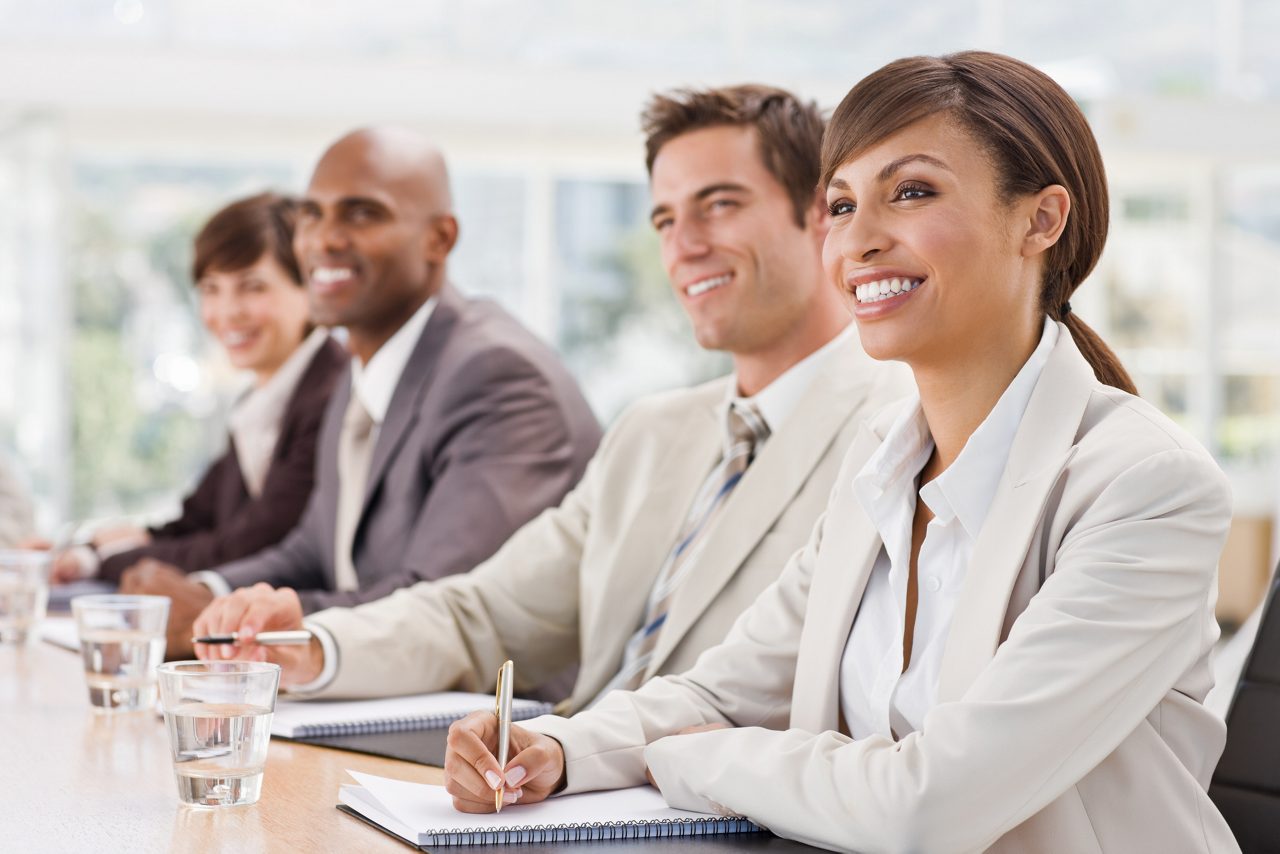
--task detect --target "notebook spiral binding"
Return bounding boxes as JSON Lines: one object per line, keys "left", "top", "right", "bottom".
{"left": 292, "top": 704, "right": 551, "bottom": 738}
{"left": 422, "top": 816, "right": 762, "bottom": 846}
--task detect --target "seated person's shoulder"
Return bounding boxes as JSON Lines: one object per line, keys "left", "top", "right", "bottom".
{"left": 1072, "top": 385, "right": 1228, "bottom": 496}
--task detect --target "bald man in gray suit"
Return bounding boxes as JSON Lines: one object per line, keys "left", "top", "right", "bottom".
{"left": 123, "top": 128, "right": 601, "bottom": 656}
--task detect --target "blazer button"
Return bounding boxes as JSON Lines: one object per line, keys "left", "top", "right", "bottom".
{"left": 925, "top": 576, "right": 942, "bottom": 593}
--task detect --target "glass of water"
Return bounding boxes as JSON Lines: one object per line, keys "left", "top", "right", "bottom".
{"left": 157, "top": 660, "right": 281, "bottom": 807}
{"left": 71, "top": 594, "right": 168, "bottom": 712}
{"left": 0, "top": 549, "right": 52, "bottom": 644}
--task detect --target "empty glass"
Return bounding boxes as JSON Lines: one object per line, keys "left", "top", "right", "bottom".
{"left": 0, "top": 549, "right": 52, "bottom": 644}
{"left": 158, "top": 660, "right": 281, "bottom": 807}
{"left": 72, "top": 594, "right": 169, "bottom": 712}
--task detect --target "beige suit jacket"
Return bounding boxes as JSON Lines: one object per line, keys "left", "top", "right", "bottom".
{"left": 528, "top": 326, "right": 1239, "bottom": 853}
{"left": 307, "top": 335, "right": 906, "bottom": 712}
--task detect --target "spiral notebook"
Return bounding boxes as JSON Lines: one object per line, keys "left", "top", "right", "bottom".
{"left": 271, "top": 692, "right": 553, "bottom": 739}
{"left": 338, "top": 771, "right": 762, "bottom": 847}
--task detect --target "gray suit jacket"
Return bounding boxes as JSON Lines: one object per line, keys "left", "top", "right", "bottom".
{"left": 306, "top": 333, "right": 908, "bottom": 709}
{"left": 214, "top": 284, "right": 601, "bottom": 612}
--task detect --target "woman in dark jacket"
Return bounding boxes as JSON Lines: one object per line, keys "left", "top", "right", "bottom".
{"left": 54, "top": 192, "right": 347, "bottom": 583}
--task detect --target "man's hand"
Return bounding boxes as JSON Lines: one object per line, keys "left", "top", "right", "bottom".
{"left": 444, "top": 712, "right": 566, "bottom": 813}
{"left": 119, "top": 559, "right": 212, "bottom": 660}
{"left": 191, "top": 583, "right": 323, "bottom": 687}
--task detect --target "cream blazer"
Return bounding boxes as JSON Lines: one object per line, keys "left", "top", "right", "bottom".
{"left": 527, "top": 327, "right": 1239, "bottom": 853}
{"left": 307, "top": 336, "right": 907, "bottom": 713}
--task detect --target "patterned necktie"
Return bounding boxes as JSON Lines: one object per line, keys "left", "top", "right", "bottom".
{"left": 333, "top": 393, "right": 375, "bottom": 592}
{"left": 604, "top": 400, "right": 771, "bottom": 696}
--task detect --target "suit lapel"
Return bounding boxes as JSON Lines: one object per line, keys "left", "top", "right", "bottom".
{"left": 646, "top": 344, "right": 883, "bottom": 676}
{"left": 360, "top": 287, "right": 461, "bottom": 510}
{"left": 936, "top": 328, "right": 1096, "bottom": 702}
{"left": 788, "top": 422, "right": 886, "bottom": 733}
{"left": 577, "top": 388, "right": 723, "bottom": 690}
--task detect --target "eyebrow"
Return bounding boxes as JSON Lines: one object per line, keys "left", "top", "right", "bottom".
{"left": 650, "top": 182, "right": 750, "bottom": 221}
{"left": 827, "top": 154, "right": 954, "bottom": 192}
{"left": 877, "top": 153, "right": 952, "bottom": 182}
{"left": 300, "top": 194, "right": 389, "bottom": 210}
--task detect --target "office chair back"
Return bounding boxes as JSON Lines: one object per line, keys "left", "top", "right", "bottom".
{"left": 1209, "top": 561, "right": 1280, "bottom": 853}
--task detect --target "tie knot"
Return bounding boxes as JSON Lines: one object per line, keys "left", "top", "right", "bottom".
{"left": 344, "top": 394, "right": 375, "bottom": 438}
{"left": 726, "top": 401, "right": 769, "bottom": 458}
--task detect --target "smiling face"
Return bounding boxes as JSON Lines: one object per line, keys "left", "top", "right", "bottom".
{"left": 198, "top": 254, "right": 311, "bottom": 384}
{"left": 649, "top": 125, "right": 828, "bottom": 360}
{"left": 294, "top": 132, "right": 455, "bottom": 361}
{"left": 822, "top": 113, "right": 1046, "bottom": 371}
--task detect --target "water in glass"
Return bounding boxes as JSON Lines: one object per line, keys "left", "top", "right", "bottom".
{"left": 166, "top": 702, "right": 273, "bottom": 807}
{"left": 80, "top": 627, "right": 166, "bottom": 710}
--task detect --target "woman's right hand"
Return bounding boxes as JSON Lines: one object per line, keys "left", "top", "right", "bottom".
{"left": 444, "top": 712, "right": 567, "bottom": 813}
{"left": 191, "top": 583, "right": 324, "bottom": 687}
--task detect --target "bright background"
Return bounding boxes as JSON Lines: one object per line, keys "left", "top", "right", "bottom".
{"left": 1, "top": 0, "right": 1278, "bottom": 618}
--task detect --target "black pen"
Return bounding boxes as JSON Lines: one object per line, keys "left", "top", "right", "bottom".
{"left": 191, "top": 630, "right": 313, "bottom": 646}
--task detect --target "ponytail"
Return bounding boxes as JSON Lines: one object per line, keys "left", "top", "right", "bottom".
{"left": 1059, "top": 309, "right": 1137, "bottom": 395}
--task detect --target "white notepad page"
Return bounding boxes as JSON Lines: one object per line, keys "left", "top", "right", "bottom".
{"left": 339, "top": 771, "right": 760, "bottom": 846}
{"left": 271, "top": 691, "right": 551, "bottom": 738}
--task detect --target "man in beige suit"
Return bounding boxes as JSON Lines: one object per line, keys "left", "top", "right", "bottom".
{"left": 193, "top": 85, "right": 905, "bottom": 711}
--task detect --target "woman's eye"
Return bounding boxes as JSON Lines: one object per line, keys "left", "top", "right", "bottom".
{"left": 895, "top": 183, "right": 932, "bottom": 201}
{"left": 827, "top": 200, "right": 855, "bottom": 217}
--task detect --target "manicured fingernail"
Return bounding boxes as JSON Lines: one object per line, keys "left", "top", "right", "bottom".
{"left": 502, "top": 789, "right": 518, "bottom": 804}
{"left": 505, "top": 766, "right": 526, "bottom": 787}
{"left": 484, "top": 770, "right": 502, "bottom": 789}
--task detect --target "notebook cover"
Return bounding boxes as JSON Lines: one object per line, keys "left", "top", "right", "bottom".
{"left": 295, "top": 727, "right": 452, "bottom": 766}
{"left": 336, "top": 804, "right": 821, "bottom": 852}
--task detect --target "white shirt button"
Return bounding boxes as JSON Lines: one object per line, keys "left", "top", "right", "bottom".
{"left": 925, "top": 576, "right": 942, "bottom": 593}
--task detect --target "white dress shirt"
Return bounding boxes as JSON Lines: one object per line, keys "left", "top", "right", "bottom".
{"left": 724, "top": 321, "right": 858, "bottom": 442}
{"left": 839, "top": 318, "right": 1057, "bottom": 739}
{"left": 348, "top": 295, "right": 437, "bottom": 428}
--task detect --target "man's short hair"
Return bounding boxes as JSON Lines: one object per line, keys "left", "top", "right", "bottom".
{"left": 641, "top": 84, "right": 825, "bottom": 227}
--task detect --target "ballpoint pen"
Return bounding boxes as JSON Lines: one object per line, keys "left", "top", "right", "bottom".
{"left": 494, "top": 659, "right": 514, "bottom": 813}
{"left": 190, "top": 630, "right": 314, "bottom": 646}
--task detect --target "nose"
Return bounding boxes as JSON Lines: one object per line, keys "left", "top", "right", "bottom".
{"left": 665, "top": 216, "right": 711, "bottom": 267}
{"left": 837, "top": 205, "right": 888, "bottom": 264}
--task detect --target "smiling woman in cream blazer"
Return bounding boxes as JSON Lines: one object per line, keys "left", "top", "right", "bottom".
{"left": 443, "top": 51, "right": 1238, "bottom": 853}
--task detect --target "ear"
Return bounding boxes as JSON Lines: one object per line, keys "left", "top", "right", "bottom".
{"left": 805, "top": 185, "right": 831, "bottom": 244}
{"left": 1021, "top": 184, "right": 1069, "bottom": 259}
{"left": 423, "top": 214, "right": 460, "bottom": 262}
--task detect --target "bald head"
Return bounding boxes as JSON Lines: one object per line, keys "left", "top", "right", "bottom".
{"left": 314, "top": 126, "right": 453, "bottom": 217}
{"left": 296, "top": 126, "right": 461, "bottom": 363}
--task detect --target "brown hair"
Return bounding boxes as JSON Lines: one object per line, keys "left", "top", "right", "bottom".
{"left": 192, "top": 192, "right": 302, "bottom": 285}
{"left": 642, "top": 84, "right": 825, "bottom": 228}
{"left": 822, "top": 51, "right": 1136, "bottom": 394}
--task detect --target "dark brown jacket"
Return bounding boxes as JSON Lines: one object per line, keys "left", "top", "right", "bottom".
{"left": 99, "top": 337, "right": 348, "bottom": 582}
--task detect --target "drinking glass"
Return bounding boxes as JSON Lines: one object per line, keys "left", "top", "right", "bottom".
{"left": 158, "top": 660, "right": 281, "bottom": 807}
{"left": 0, "top": 550, "right": 52, "bottom": 644}
{"left": 71, "top": 594, "right": 168, "bottom": 712}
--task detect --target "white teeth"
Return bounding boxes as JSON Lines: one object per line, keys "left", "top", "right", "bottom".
{"left": 223, "top": 331, "right": 254, "bottom": 347}
{"left": 313, "top": 267, "right": 354, "bottom": 285}
{"left": 854, "top": 277, "right": 922, "bottom": 304}
{"left": 686, "top": 274, "right": 731, "bottom": 297}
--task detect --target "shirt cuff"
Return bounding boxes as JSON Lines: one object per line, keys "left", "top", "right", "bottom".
{"left": 283, "top": 619, "right": 339, "bottom": 695}
{"left": 70, "top": 545, "right": 100, "bottom": 579}
{"left": 189, "top": 570, "right": 233, "bottom": 598}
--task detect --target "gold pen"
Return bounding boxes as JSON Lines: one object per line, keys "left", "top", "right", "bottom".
{"left": 494, "top": 659, "right": 514, "bottom": 813}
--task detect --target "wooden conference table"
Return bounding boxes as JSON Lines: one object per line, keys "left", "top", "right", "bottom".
{"left": 2, "top": 619, "right": 440, "bottom": 853}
